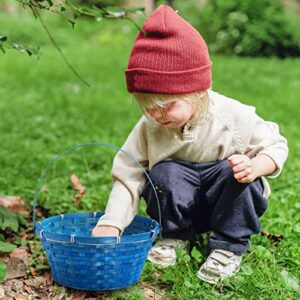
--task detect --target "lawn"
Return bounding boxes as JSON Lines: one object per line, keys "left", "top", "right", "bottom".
{"left": 0, "top": 3, "right": 299, "bottom": 300}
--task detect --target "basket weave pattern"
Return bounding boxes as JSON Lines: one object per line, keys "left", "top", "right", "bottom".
{"left": 35, "top": 212, "right": 159, "bottom": 290}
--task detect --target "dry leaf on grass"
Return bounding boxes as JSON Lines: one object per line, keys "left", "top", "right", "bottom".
{"left": 53, "top": 287, "right": 66, "bottom": 300}
{"left": 14, "top": 295, "right": 27, "bottom": 300}
{"left": 70, "top": 175, "right": 86, "bottom": 204}
{"left": 143, "top": 284, "right": 166, "bottom": 300}
{"left": 20, "top": 229, "right": 34, "bottom": 241}
{"left": 9, "top": 248, "right": 29, "bottom": 266}
{"left": 0, "top": 248, "right": 29, "bottom": 280}
{"left": 68, "top": 290, "right": 88, "bottom": 300}
{"left": 24, "top": 276, "right": 45, "bottom": 290}
{"left": 44, "top": 271, "right": 53, "bottom": 285}
{"left": 4, "top": 274, "right": 66, "bottom": 300}
{"left": 3, "top": 279, "right": 26, "bottom": 300}
{"left": 0, "top": 286, "right": 5, "bottom": 299}
{"left": 29, "top": 267, "right": 38, "bottom": 276}
{"left": 0, "top": 196, "right": 29, "bottom": 215}
{"left": 261, "top": 230, "right": 284, "bottom": 242}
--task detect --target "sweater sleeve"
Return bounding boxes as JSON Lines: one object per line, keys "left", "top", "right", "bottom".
{"left": 96, "top": 117, "right": 149, "bottom": 232}
{"left": 244, "top": 111, "right": 288, "bottom": 178}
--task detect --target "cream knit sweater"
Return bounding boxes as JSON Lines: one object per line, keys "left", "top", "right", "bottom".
{"left": 97, "top": 90, "right": 288, "bottom": 232}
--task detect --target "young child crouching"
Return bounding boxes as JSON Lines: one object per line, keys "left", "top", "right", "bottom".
{"left": 91, "top": 5, "right": 288, "bottom": 284}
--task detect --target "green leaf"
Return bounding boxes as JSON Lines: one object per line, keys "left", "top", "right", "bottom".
{"left": 0, "top": 206, "right": 19, "bottom": 231}
{"left": 184, "top": 278, "right": 193, "bottom": 288}
{"left": 68, "top": 19, "right": 76, "bottom": 29}
{"left": 124, "top": 7, "right": 145, "bottom": 15}
{"left": 254, "top": 245, "right": 273, "bottom": 261}
{"left": 106, "top": 9, "right": 125, "bottom": 18}
{"left": 0, "top": 44, "right": 5, "bottom": 54}
{"left": 293, "top": 224, "right": 300, "bottom": 233}
{"left": 241, "top": 264, "right": 253, "bottom": 275}
{"left": 280, "top": 270, "right": 299, "bottom": 291}
{"left": 36, "top": 263, "right": 49, "bottom": 271}
{"left": 0, "top": 241, "right": 16, "bottom": 253}
{"left": 12, "top": 42, "right": 40, "bottom": 57}
{"left": 11, "top": 42, "right": 26, "bottom": 53}
{"left": 0, "top": 261, "right": 6, "bottom": 281}
{"left": 0, "top": 36, "right": 7, "bottom": 42}
{"left": 191, "top": 247, "right": 202, "bottom": 262}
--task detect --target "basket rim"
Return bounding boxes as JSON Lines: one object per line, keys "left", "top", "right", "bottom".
{"left": 35, "top": 211, "right": 160, "bottom": 245}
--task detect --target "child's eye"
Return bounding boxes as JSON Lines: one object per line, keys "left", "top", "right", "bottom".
{"left": 165, "top": 102, "right": 177, "bottom": 111}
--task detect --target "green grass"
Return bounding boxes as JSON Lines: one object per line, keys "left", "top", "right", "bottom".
{"left": 0, "top": 2, "right": 299, "bottom": 299}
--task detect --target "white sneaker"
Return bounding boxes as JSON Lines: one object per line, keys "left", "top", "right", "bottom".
{"left": 197, "top": 249, "right": 242, "bottom": 284}
{"left": 147, "top": 238, "right": 188, "bottom": 268}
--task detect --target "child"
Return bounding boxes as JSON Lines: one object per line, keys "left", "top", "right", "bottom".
{"left": 91, "top": 5, "right": 288, "bottom": 284}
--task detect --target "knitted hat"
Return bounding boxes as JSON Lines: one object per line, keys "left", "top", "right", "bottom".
{"left": 125, "top": 5, "right": 211, "bottom": 94}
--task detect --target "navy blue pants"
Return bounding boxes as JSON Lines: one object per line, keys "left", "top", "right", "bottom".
{"left": 141, "top": 160, "right": 268, "bottom": 255}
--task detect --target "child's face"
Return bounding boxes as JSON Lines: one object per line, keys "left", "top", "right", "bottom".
{"left": 145, "top": 100, "right": 194, "bottom": 129}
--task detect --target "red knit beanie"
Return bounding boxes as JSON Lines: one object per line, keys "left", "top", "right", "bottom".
{"left": 125, "top": 5, "right": 211, "bottom": 94}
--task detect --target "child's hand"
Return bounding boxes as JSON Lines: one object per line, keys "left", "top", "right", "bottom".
{"left": 227, "top": 154, "right": 258, "bottom": 183}
{"left": 91, "top": 225, "right": 120, "bottom": 237}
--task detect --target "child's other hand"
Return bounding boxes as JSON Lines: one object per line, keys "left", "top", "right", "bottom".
{"left": 227, "top": 154, "right": 257, "bottom": 183}
{"left": 91, "top": 225, "right": 120, "bottom": 237}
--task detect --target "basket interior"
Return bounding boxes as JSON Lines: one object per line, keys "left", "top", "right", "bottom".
{"left": 40, "top": 213, "right": 155, "bottom": 237}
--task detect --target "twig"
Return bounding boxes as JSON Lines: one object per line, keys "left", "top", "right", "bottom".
{"left": 29, "top": 3, "right": 90, "bottom": 87}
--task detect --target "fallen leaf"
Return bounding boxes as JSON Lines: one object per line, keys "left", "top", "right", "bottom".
{"left": 1, "top": 248, "right": 28, "bottom": 280}
{"left": 23, "top": 284, "right": 34, "bottom": 294}
{"left": 15, "top": 295, "right": 27, "bottom": 300}
{"left": 9, "top": 248, "right": 29, "bottom": 267}
{"left": 69, "top": 290, "right": 88, "bottom": 300}
{"left": 30, "top": 267, "right": 37, "bottom": 276}
{"left": 3, "top": 277, "right": 61, "bottom": 300}
{"left": 0, "top": 286, "right": 4, "bottom": 298}
{"left": 20, "top": 230, "right": 34, "bottom": 241}
{"left": 24, "top": 276, "right": 45, "bottom": 289}
{"left": 10, "top": 279, "right": 24, "bottom": 293}
{"left": 44, "top": 271, "right": 53, "bottom": 285}
{"left": 143, "top": 285, "right": 165, "bottom": 300}
{"left": 0, "top": 196, "right": 28, "bottom": 215}
{"left": 261, "top": 230, "right": 283, "bottom": 242}
{"left": 70, "top": 175, "right": 86, "bottom": 204}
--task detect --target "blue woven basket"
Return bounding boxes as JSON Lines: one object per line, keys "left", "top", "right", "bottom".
{"left": 33, "top": 143, "right": 161, "bottom": 291}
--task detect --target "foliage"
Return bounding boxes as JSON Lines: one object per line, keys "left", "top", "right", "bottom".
{"left": 0, "top": 206, "right": 19, "bottom": 232}
{"left": 174, "top": 0, "right": 300, "bottom": 58}
{"left": 0, "top": 261, "right": 6, "bottom": 281}
{"left": 15, "top": 0, "right": 145, "bottom": 22}
{"left": 0, "top": 241, "right": 17, "bottom": 253}
{"left": 1, "top": 0, "right": 146, "bottom": 86}
{"left": 74, "top": 0, "right": 125, "bottom": 8}
{"left": 0, "top": 35, "right": 39, "bottom": 56}
{"left": 0, "top": 206, "right": 20, "bottom": 280}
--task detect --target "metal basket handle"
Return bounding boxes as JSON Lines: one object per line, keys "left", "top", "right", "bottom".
{"left": 33, "top": 142, "right": 162, "bottom": 236}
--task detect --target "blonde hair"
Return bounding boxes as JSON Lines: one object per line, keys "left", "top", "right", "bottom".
{"left": 133, "top": 91, "right": 209, "bottom": 125}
